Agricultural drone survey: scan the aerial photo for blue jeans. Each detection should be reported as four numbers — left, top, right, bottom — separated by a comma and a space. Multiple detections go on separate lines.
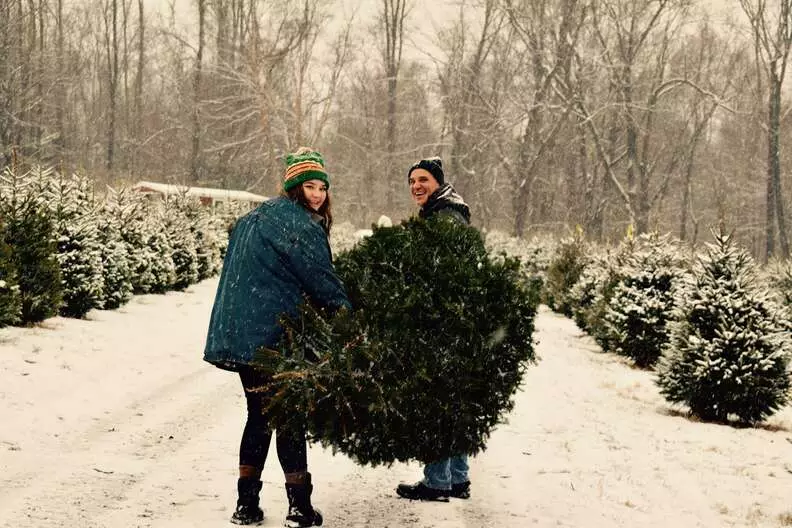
422, 455, 469, 490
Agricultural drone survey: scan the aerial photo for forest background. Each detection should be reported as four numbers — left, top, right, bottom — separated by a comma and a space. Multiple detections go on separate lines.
3, 0, 792, 260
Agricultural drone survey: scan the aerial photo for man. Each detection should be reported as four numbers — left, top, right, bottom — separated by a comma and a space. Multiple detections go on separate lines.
395, 157, 472, 502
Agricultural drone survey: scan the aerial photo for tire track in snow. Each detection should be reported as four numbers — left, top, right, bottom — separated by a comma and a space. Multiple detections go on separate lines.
0, 364, 236, 528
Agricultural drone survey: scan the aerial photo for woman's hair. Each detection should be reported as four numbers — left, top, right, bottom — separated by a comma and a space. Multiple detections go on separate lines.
284, 184, 333, 235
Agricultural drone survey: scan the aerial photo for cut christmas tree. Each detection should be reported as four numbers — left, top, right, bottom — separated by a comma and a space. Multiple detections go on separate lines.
255, 217, 540, 466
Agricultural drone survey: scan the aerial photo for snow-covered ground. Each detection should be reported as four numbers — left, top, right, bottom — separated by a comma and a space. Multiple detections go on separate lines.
1, 278, 791, 528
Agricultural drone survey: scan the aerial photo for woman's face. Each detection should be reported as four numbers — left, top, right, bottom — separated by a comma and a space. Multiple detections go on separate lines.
302, 179, 328, 211
408, 168, 439, 207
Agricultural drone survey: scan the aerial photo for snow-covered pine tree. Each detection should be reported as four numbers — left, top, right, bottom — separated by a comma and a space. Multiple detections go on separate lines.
144, 206, 177, 294
581, 242, 633, 352
602, 233, 689, 368
38, 172, 104, 319
485, 231, 556, 279
97, 187, 134, 309
0, 220, 22, 327
257, 217, 540, 466
111, 188, 158, 293
42, 170, 105, 318
174, 195, 224, 281
0, 165, 62, 323
160, 195, 199, 291
568, 252, 609, 333
206, 212, 229, 273
763, 258, 792, 308
655, 231, 792, 424
543, 229, 588, 316
215, 201, 250, 239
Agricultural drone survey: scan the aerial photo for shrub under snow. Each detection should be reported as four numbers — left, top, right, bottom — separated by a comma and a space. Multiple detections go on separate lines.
42, 171, 105, 318
543, 231, 588, 316
601, 233, 690, 368
655, 231, 792, 424
0, 221, 22, 327
98, 187, 134, 310
0, 166, 62, 323
762, 258, 792, 308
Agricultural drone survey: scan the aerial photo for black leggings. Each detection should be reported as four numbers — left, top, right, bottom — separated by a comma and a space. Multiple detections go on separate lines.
238, 366, 307, 474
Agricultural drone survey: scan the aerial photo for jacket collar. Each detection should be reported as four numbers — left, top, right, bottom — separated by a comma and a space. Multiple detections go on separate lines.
419, 183, 471, 223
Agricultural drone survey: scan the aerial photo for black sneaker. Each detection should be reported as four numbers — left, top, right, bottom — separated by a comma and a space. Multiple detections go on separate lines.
230, 503, 264, 525
449, 481, 471, 499
395, 482, 450, 502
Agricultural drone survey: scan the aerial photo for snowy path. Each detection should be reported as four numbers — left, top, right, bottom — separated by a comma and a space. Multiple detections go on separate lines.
1, 278, 791, 528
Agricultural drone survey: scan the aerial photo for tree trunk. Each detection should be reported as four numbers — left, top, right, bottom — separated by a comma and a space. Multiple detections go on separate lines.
134, 0, 143, 141
766, 78, 780, 261
382, 0, 405, 214
106, 0, 118, 173
385, 75, 396, 209
770, 78, 790, 257
623, 64, 643, 233
35, 0, 44, 153
190, 0, 205, 184
55, 0, 65, 156
122, 0, 129, 143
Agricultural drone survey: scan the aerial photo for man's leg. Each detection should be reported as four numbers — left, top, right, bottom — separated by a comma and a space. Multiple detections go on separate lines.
395, 459, 451, 502
449, 455, 471, 499
423, 458, 452, 490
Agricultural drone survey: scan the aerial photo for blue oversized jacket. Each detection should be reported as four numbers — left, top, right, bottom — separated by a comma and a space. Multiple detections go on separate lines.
203, 196, 350, 370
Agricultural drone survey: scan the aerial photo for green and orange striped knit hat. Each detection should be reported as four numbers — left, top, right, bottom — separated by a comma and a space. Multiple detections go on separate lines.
282, 149, 330, 192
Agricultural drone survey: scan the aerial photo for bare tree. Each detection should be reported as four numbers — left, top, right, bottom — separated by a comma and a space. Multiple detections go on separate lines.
196, 0, 322, 191
502, 0, 587, 236
133, 0, 144, 143
55, 0, 65, 155
288, 1, 353, 148
380, 0, 408, 211
740, 0, 792, 260
103, 0, 120, 173
436, 0, 506, 209
668, 23, 742, 244
190, 0, 206, 183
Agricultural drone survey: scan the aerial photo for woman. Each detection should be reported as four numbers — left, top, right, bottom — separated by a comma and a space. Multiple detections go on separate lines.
204, 148, 348, 527
396, 156, 472, 502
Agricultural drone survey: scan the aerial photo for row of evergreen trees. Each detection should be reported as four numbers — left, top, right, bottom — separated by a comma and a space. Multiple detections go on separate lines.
541, 229, 792, 425
0, 165, 234, 327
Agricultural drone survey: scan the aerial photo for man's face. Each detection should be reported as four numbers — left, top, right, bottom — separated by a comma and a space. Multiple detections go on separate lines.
408, 168, 440, 207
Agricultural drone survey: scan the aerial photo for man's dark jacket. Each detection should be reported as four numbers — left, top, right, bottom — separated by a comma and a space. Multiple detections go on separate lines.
420, 183, 471, 225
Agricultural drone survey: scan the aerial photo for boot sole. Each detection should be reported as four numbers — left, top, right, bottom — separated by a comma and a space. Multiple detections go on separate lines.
284, 516, 323, 527
230, 520, 264, 526
284, 508, 323, 527
230, 513, 264, 526
395, 491, 450, 502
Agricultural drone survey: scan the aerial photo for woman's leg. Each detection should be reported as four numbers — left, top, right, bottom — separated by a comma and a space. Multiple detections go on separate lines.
239, 367, 274, 475
232, 367, 273, 524
275, 424, 308, 480
276, 425, 322, 527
